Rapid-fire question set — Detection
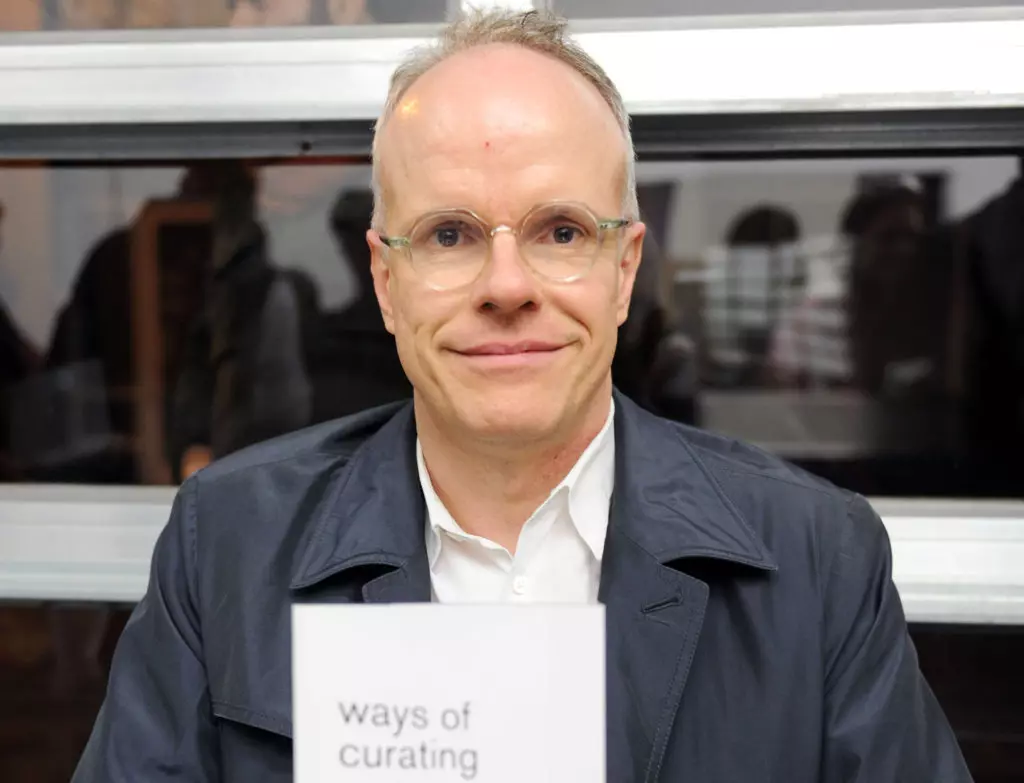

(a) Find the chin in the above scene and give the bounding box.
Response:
[451,380,570,444]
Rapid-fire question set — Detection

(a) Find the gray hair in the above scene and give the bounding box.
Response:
[370,8,638,230]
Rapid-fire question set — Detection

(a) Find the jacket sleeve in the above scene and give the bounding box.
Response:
[72,479,220,782]
[821,494,973,782]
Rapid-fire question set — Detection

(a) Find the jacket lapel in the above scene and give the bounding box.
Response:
[291,403,432,603]
[600,522,710,783]
[602,394,777,782]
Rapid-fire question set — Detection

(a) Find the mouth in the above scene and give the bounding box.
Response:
[451,341,569,370]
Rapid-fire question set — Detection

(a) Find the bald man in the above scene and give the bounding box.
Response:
[73,10,971,783]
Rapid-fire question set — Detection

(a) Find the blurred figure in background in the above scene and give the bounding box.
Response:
[959,162,1024,495]
[704,204,803,388]
[228,0,447,26]
[842,182,943,397]
[0,301,37,479]
[40,165,242,484]
[58,0,229,28]
[229,0,367,26]
[302,188,411,423]
[171,163,312,480]
[612,234,698,423]
[0,205,42,481]
[55,0,446,29]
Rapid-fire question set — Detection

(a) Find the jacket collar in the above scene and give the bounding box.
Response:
[608,390,776,571]
[291,403,426,591]
[290,391,776,590]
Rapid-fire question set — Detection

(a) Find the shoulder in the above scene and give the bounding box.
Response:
[680,420,848,506]
[645,409,883,574]
[198,403,400,480]
[179,402,406,568]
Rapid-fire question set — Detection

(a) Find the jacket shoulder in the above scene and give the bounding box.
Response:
[182,403,407,573]
[194,401,406,483]
[679,421,847,500]
[667,417,871,553]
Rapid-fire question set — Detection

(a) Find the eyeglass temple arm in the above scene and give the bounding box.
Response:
[599,218,633,230]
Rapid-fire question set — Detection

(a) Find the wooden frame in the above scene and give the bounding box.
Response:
[129,199,214,485]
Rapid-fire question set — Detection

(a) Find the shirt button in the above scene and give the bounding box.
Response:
[512,575,528,596]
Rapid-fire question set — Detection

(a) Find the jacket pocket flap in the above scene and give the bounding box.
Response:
[212,700,293,739]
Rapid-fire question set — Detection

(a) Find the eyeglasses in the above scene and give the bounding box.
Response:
[378,201,633,292]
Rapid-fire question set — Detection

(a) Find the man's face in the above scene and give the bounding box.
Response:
[369,44,644,445]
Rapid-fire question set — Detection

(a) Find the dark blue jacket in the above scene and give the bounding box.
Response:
[73,394,972,782]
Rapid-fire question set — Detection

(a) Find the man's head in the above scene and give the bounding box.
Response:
[367,9,645,448]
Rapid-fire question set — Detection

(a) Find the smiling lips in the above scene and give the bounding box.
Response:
[453,340,568,369]
[459,340,564,356]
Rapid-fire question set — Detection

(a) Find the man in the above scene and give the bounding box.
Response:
[73,9,971,782]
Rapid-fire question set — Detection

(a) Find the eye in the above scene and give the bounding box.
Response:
[552,225,582,244]
[435,226,462,248]
[420,220,480,250]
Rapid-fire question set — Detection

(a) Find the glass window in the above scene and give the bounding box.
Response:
[0,159,413,485]
[2,154,1024,498]
[0,0,450,31]
[554,0,1017,17]
[626,155,1024,500]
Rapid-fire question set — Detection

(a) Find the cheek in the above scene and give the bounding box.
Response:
[388,278,456,369]
[389,285,426,356]
[558,273,622,342]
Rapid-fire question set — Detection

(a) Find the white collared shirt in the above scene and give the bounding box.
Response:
[418,401,615,604]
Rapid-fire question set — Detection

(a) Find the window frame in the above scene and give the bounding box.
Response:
[0,8,1023,126]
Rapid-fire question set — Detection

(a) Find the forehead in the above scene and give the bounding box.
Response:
[377,44,625,220]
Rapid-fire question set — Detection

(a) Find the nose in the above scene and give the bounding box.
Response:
[471,228,538,314]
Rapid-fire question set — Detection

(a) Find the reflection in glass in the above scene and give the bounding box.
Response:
[0,0,449,30]
[554,0,1013,18]
[0,160,414,485]
[1,155,1023,499]
[633,156,1023,499]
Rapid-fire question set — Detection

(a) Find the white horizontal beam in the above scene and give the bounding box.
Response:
[0,485,176,604]
[1,485,1023,625]
[462,0,535,11]
[0,11,1023,125]
[873,500,1024,626]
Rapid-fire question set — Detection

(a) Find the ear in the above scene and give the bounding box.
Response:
[615,221,646,327]
[367,229,396,334]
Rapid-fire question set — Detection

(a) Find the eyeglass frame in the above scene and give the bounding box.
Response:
[375,200,635,290]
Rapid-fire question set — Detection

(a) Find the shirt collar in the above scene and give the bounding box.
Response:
[290,392,776,594]
[418,400,616,568]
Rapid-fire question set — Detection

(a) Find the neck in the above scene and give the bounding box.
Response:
[415,384,612,552]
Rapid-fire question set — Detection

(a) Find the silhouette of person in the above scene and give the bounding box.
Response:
[301,188,412,424]
[958,161,1024,495]
[170,163,313,479]
[611,234,697,424]
[842,183,939,396]
[0,294,39,479]
[715,204,803,387]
